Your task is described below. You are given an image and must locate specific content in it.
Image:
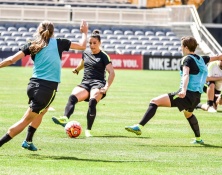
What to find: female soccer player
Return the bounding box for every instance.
[196,60,222,112]
[125,36,222,144]
[0,20,88,151]
[52,30,115,137]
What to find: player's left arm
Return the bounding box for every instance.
[100,63,115,94]
[209,54,222,62]
[178,65,190,98]
[0,51,25,68]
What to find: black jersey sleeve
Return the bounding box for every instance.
[201,55,210,64]
[19,42,31,56]
[101,50,111,66]
[57,38,71,57]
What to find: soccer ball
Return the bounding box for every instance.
[64,121,82,138]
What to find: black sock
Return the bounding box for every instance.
[86,98,97,130]
[187,114,200,137]
[64,95,78,119]
[139,103,158,126]
[25,126,37,142]
[207,100,214,106]
[0,133,12,147]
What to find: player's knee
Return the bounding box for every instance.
[88,98,97,116]
[68,95,78,105]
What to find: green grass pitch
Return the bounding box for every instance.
[0,67,222,175]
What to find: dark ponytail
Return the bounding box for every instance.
[91,29,101,42]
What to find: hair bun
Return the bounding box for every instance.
[92,29,100,35]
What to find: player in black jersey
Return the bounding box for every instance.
[52,30,115,137]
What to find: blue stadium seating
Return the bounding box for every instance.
[0,22,181,56]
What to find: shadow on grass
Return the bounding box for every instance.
[94,135,149,139]
[138,143,222,148]
[26,154,149,162]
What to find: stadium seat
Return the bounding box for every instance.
[134,31,144,36]
[1,46,12,51]
[0,26,6,31]
[131,50,141,55]
[163,42,174,46]
[54,33,65,38]
[149,36,159,41]
[60,28,70,33]
[71,28,80,34]
[29,27,37,33]
[103,30,113,35]
[158,46,168,50]
[121,49,131,54]
[147,46,157,50]
[18,27,28,32]
[117,35,128,40]
[125,45,136,50]
[153,41,163,46]
[12,46,20,52]
[113,30,123,35]
[4,37,15,41]
[151,50,162,56]
[168,46,179,51]
[0,41,7,46]
[1,32,11,36]
[141,50,151,55]
[155,31,165,36]
[132,40,143,45]
[159,36,170,41]
[172,51,182,57]
[107,35,118,40]
[136,45,147,50]
[145,31,154,36]
[142,41,153,46]
[102,40,110,45]
[128,36,138,41]
[7,27,17,32]
[170,36,180,41]
[115,44,125,50]
[12,32,23,37]
[8,42,18,46]
[138,36,149,41]
[110,40,121,45]
[121,40,131,45]
[22,33,33,37]
[166,31,176,36]
[161,51,172,56]
[124,30,134,36]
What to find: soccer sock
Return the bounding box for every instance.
[64,95,78,119]
[187,114,200,137]
[0,133,12,147]
[25,125,37,142]
[207,100,214,107]
[139,103,158,126]
[86,98,97,130]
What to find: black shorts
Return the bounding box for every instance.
[78,79,106,101]
[27,78,58,114]
[204,82,221,103]
[169,89,201,112]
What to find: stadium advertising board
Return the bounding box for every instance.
[143,56,182,70]
[0,51,21,66]
[21,52,143,70]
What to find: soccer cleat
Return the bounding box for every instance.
[125,125,142,135]
[52,116,68,127]
[85,130,93,137]
[191,139,204,144]
[22,140,37,151]
[207,106,217,113]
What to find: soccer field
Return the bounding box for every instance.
[0,67,222,175]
